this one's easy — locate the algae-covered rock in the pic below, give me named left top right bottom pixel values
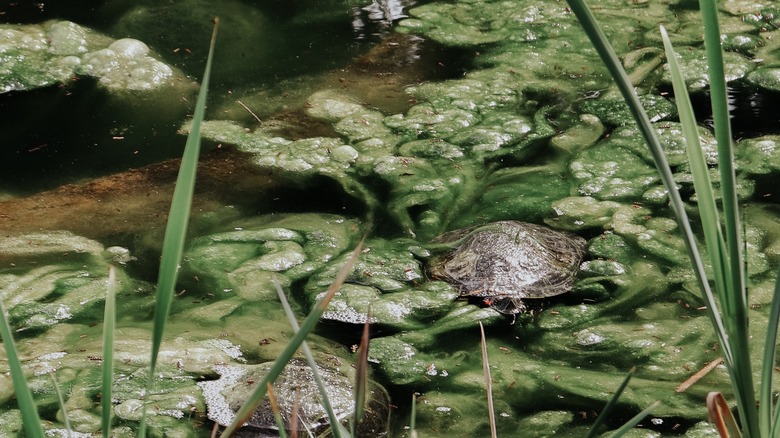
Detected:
left=0, top=410, right=22, bottom=437
left=77, top=38, right=175, bottom=91
left=196, top=119, right=382, bottom=209
left=180, top=213, right=361, bottom=301
left=736, top=135, right=780, bottom=175
left=570, top=143, right=660, bottom=201
left=0, top=20, right=183, bottom=93
left=660, top=48, right=753, bottom=91
left=385, top=103, right=479, bottom=139
left=547, top=196, right=623, bottom=231
left=608, top=122, right=718, bottom=167
left=305, top=89, right=370, bottom=122
left=374, top=155, right=479, bottom=238
left=200, top=360, right=389, bottom=436
left=406, top=71, right=527, bottom=114
left=0, top=232, right=140, bottom=333
left=550, top=197, right=690, bottom=270
left=445, top=110, right=538, bottom=159
left=0, top=324, right=247, bottom=434
left=577, top=94, right=676, bottom=128
left=304, top=237, right=461, bottom=329
left=587, top=232, right=633, bottom=264
left=610, top=205, right=689, bottom=266
left=514, top=411, right=576, bottom=438
left=551, top=113, right=606, bottom=154
left=367, top=304, right=504, bottom=385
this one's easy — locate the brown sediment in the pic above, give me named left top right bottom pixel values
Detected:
left=0, top=148, right=278, bottom=241
left=319, top=32, right=459, bottom=114
left=257, top=32, right=468, bottom=139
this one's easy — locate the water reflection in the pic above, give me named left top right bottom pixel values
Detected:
left=353, top=0, right=415, bottom=39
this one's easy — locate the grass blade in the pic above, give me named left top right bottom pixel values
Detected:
left=220, top=239, right=364, bottom=437
left=274, top=282, right=350, bottom=438
left=50, top=373, right=72, bottom=437
left=410, top=393, right=418, bottom=438
left=707, top=392, right=743, bottom=438
left=697, top=1, right=755, bottom=435
left=659, top=25, right=726, bottom=296
left=660, top=24, right=757, bottom=436
left=267, top=384, right=288, bottom=438
left=479, top=322, right=497, bottom=438
left=764, top=268, right=780, bottom=434
left=585, top=367, right=636, bottom=438
left=290, top=390, right=301, bottom=438
left=0, top=300, right=44, bottom=437
left=353, top=308, right=371, bottom=432
left=102, top=265, right=117, bottom=436
left=137, top=18, right=219, bottom=438
left=698, top=0, right=745, bottom=315
left=607, top=401, right=660, bottom=438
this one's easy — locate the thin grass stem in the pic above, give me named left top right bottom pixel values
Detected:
left=288, top=388, right=302, bottom=438
left=274, top=282, right=350, bottom=438
left=764, top=267, right=780, bottom=435
left=697, top=2, right=755, bottom=435
left=584, top=367, right=636, bottom=438
left=479, top=322, right=497, bottom=438
left=220, top=240, right=364, bottom=437
left=267, top=384, right=288, bottom=438
left=50, top=373, right=72, bottom=437
left=410, top=393, right=418, bottom=438
left=607, top=401, right=660, bottom=438
left=661, top=20, right=758, bottom=436
left=353, top=309, right=371, bottom=433
left=101, top=265, right=117, bottom=437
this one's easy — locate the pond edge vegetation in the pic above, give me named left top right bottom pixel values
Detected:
left=567, top=0, right=780, bottom=436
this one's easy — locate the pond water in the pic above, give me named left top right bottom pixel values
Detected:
left=1, top=0, right=780, bottom=437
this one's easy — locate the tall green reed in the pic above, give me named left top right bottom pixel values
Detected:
left=566, top=1, right=780, bottom=436
left=137, top=18, right=220, bottom=437
left=0, top=300, right=44, bottom=437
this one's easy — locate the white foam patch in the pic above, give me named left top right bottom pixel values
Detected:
left=197, top=364, right=247, bottom=427
left=37, top=351, right=67, bottom=361
left=200, top=339, right=245, bottom=361
left=46, top=430, right=95, bottom=437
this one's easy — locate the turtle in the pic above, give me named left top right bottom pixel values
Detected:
left=427, top=221, right=587, bottom=314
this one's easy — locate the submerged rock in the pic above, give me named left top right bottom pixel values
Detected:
left=180, top=213, right=362, bottom=301
left=304, top=237, right=461, bottom=330
left=0, top=20, right=185, bottom=93
left=0, top=232, right=140, bottom=333
left=199, top=360, right=390, bottom=436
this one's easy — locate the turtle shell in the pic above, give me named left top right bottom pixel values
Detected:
left=428, top=221, right=586, bottom=314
